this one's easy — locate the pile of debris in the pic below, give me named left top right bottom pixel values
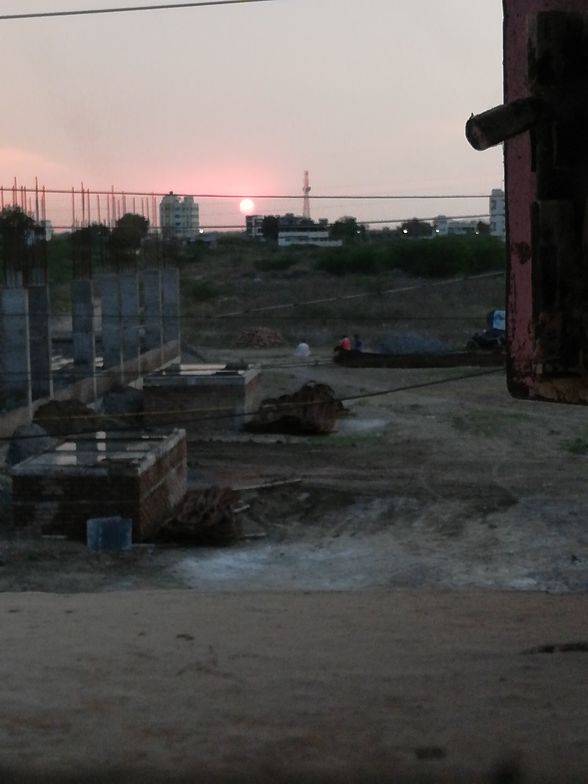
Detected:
left=248, top=381, right=343, bottom=435
left=33, top=399, right=99, bottom=437
left=32, top=391, right=143, bottom=439
left=160, top=487, right=241, bottom=546
left=235, top=326, right=285, bottom=348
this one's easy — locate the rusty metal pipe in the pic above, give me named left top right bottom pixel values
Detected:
left=466, top=97, right=544, bottom=151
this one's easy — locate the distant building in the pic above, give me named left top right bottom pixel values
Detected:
left=246, top=212, right=342, bottom=247
left=489, top=188, right=506, bottom=240
left=278, top=214, right=342, bottom=247
left=433, top=215, right=478, bottom=236
left=433, top=189, right=506, bottom=240
left=159, top=192, right=200, bottom=241
left=246, top=215, right=265, bottom=239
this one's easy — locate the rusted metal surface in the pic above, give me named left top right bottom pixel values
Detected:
left=505, top=0, right=588, bottom=403
left=466, top=97, right=543, bottom=151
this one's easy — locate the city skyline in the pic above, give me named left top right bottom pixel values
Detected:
left=0, top=0, right=505, bottom=228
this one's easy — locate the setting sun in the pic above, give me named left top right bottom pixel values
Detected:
left=239, top=198, right=255, bottom=214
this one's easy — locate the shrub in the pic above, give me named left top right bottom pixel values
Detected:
left=316, top=236, right=506, bottom=279
left=255, top=253, right=298, bottom=272
left=184, top=279, right=220, bottom=302
left=316, top=246, right=382, bottom=276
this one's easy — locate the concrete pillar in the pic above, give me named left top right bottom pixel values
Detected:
left=71, top=280, right=97, bottom=393
left=99, top=274, right=122, bottom=380
left=0, top=288, right=32, bottom=412
left=120, top=272, right=140, bottom=383
left=143, top=269, right=163, bottom=359
left=162, top=266, right=181, bottom=347
left=28, top=285, right=53, bottom=400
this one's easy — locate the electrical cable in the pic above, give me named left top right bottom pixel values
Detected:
left=1, top=186, right=492, bottom=200
left=0, top=0, right=276, bottom=22
left=43, top=214, right=491, bottom=230
left=217, top=270, right=505, bottom=317
left=0, top=269, right=506, bottom=323
left=0, top=367, right=504, bottom=442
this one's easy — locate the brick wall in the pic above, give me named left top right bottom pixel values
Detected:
left=12, top=432, right=187, bottom=542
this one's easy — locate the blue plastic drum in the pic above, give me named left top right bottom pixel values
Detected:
left=86, top=516, right=133, bottom=552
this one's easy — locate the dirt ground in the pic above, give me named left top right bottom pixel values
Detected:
left=0, top=590, right=587, bottom=784
left=1, top=347, right=587, bottom=782
left=1, top=347, right=587, bottom=594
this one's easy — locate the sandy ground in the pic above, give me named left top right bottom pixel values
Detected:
left=1, top=349, right=588, bottom=781
left=0, top=590, right=586, bottom=783
left=1, top=350, right=588, bottom=594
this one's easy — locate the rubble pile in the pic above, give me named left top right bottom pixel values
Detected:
left=160, top=487, right=241, bottom=546
left=33, top=399, right=99, bottom=437
left=248, top=381, right=342, bottom=435
left=235, top=327, right=285, bottom=348
left=6, top=424, right=58, bottom=466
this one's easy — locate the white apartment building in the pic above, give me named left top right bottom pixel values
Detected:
left=433, top=215, right=478, bottom=236
left=433, top=189, right=506, bottom=240
left=278, top=216, right=342, bottom=247
left=245, top=215, right=265, bottom=239
left=159, top=192, right=200, bottom=241
left=278, top=229, right=342, bottom=248
left=246, top=213, right=343, bottom=247
left=489, top=188, right=506, bottom=240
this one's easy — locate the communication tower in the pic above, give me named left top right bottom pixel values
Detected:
left=302, top=170, right=311, bottom=220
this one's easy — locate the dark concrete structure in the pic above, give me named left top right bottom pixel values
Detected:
left=143, top=364, right=261, bottom=435
left=11, top=429, right=187, bottom=541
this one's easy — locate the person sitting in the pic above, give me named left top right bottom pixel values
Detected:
left=338, top=335, right=352, bottom=351
left=353, top=334, right=364, bottom=352
left=294, top=340, right=311, bottom=358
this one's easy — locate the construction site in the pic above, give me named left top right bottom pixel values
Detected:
left=0, top=211, right=587, bottom=783
left=1, top=1, right=588, bottom=782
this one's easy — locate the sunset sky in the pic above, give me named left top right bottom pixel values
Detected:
left=0, top=0, right=505, bottom=229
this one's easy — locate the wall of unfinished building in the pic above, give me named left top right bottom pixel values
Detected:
left=143, top=370, right=262, bottom=435
left=0, top=265, right=181, bottom=437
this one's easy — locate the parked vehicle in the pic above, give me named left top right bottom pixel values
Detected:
left=467, top=309, right=506, bottom=351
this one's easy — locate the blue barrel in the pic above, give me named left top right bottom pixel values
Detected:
left=86, top=516, right=133, bottom=552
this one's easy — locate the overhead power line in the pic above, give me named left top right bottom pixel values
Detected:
left=1, top=185, right=490, bottom=201
left=0, top=270, right=504, bottom=324
left=192, top=214, right=492, bottom=230
left=0, top=368, right=503, bottom=441
left=218, top=270, right=505, bottom=318
left=44, top=213, right=490, bottom=231
left=0, top=0, right=275, bottom=22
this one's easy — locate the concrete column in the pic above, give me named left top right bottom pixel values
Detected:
left=120, top=272, right=140, bottom=383
left=143, top=268, right=163, bottom=358
left=28, top=285, right=53, bottom=400
left=162, top=266, right=181, bottom=347
left=98, top=274, right=122, bottom=380
left=0, top=288, right=32, bottom=412
left=71, top=279, right=96, bottom=382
